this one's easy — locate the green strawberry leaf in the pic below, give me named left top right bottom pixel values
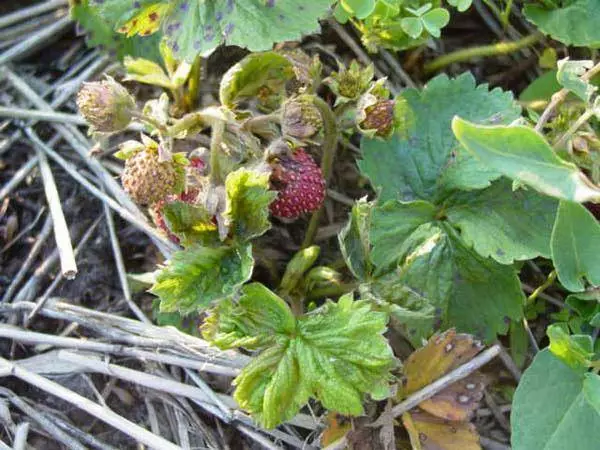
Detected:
left=370, top=200, right=437, bottom=271
left=161, top=200, right=220, bottom=247
left=551, top=201, right=600, bottom=292
left=367, top=222, right=523, bottom=344
left=547, top=323, right=594, bottom=370
left=151, top=243, right=254, bottom=314
left=224, top=168, right=276, bottom=242
left=524, top=0, right=600, bottom=48
left=359, top=73, right=520, bottom=202
left=452, top=118, right=600, bottom=203
left=164, top=0, right=334, bottom=61
left=219, top=52, right=294, bottom=109
left=584, top=373, right=600, bottom=416
left=556, top=58, right=598, bottom=102
left=338, top=198, right=374, bottom=281
left=511, top=350, right=600, bottom=450
left=565, top=290, right=600, bottom=327
left=444, top=179, right=558, bottom=264
left=204, top=287, right=395, bottom=428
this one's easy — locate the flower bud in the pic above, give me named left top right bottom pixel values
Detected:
left=77, top=76, right=136, bottom=132
left=281, top=94, right=323, bottom=139
left=325, top=60, right=375, bottom=105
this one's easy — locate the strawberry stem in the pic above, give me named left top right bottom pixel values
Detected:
left=302, top=97, right=338, bottom=249
left=209, top=120, right=226, bottom=185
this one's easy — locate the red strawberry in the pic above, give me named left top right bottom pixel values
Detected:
left=269, top=148, right=326, bottom=219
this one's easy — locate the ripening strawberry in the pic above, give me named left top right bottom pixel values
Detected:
left=151, top=189, right=200, bottom=244
left=121, top=148, right=181, bottom=205
left=269, top=148, right=325, bottom=219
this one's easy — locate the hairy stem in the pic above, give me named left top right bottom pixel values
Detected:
left=425, top=33, right=543, bottom=73
left=302, top=97, right=338, bottom=249
left=209, top=120, right=226, bottom=185
left=553, top=108, right=595, bottom=150
left=131, top=111, right=168, bottom=135
left=525, top=270, right=557, bottom=308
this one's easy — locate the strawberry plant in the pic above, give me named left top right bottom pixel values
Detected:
left=68, top=0, right=600, bottom=448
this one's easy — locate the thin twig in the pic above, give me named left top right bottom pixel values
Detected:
left=25, top=215, right=103, bottom=325
left=379, top=49, right=416, bottom=88
left=12, top=422, right=29, bottom=450
left=0, top=0, right=67, bottom=29
left=0, top=156, right=38, bottom=202
left=0, top=106, right=87, bottom=125
left=103, top=196, right=150, bottom=324
left=0, top=357, right=184, bottom=450
left=33, top=136, right=77, bottom=279
left=0, top=15, right=71, bottom=66
left=1, top=215, right=52, bottom=303
left=377, top=345, right=501, bottom=422
left=0, top=388, right=87, bottom=450
left=536, top=60, right=600, bottom=132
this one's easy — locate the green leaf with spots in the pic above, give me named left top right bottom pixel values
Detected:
left=524, top=0, right=600, bottom=48
left=205, top=287, right=395, bottom=428
left=151, top=243, right=254, bottom=314
left=367, top=223, right=524, bottom=344
left=551, top=201, right=600, bottom=292
left=445, top=179, right=558, bottom=264
left=511, top=350, right=600, bottom=450
left=165, top=0, right=334, bottom=61
left=359, top=73, right=520, bottom=202
left=452, top=118, right=600, bottom=203
left=224, top=168, right=276, bottom=242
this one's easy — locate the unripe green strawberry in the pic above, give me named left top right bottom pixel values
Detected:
left=76, top=76, right=135, bottom=132
left=122, top=148, right=181, bottom=205
left=269, top=148, right=325, bottom=219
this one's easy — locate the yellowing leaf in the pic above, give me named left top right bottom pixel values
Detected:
left=118, top=3, right=169, bottom=38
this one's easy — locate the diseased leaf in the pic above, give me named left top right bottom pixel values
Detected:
left=70, top=0, right=162, bottom=61
left=445, top=179, right=558, bottom=264
left=359, top=73, right=520, bottom=202
left=152, top=243, right=253, bottom=314
left=452, top=118, right=600, bottom=203
left=224, top=168, right=276, bottom=242
left=161, top=200, right=219, bottom=247
left=551, top=201, right=600, bottom=292
left=202, top=283, right=295, bottom=350
left=206, top=289, right=395, bottom=428
left=370, top=200, right=437, bottom=271
left=165, top=0, right=333, bottom=60
left=524, top=0, right=600, bottom=48
left=219, top=52, right=294, bottom=108
left=511, top=350, right=600, bottom=450
left=402, top=411, right=481, bottom=450
left=547, top=324, right=594, bottom=370
left=338, top=198, right=373, bottom=280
